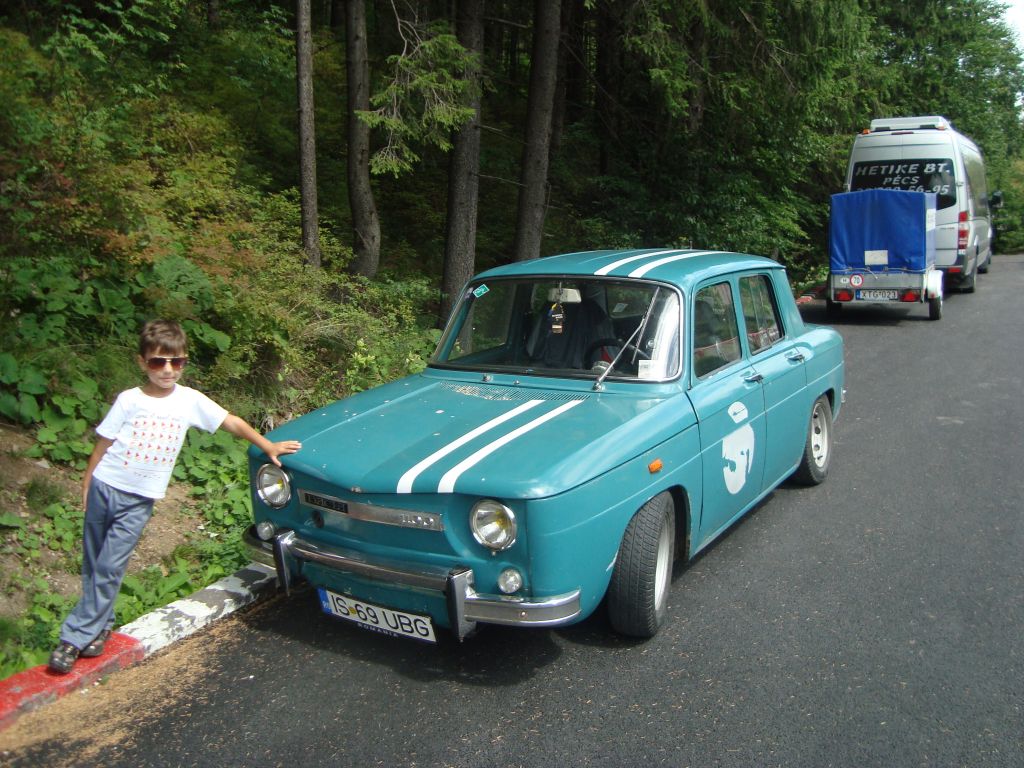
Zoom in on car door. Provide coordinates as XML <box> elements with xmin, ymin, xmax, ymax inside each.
<box><xmin>688</xmin><ymin>280</ymin><xmax>767</xmax><ymax>547</ymax></box>
<box><xmin>738</xmin><ymin>272</ymin><xmax>810</xmax><ymax>487</ymax></box>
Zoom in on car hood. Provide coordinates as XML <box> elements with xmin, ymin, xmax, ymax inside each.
<box><xmin>264</xmin><ymin>373</ymin><xmax>695</xmax><ymax>499</ymax></box>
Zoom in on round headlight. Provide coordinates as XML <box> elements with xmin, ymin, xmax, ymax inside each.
<box><xmin>256</xmin><ymin>464</ymin><xmax>291</xmax><ymax>508</ymax></box>
<box><xmin>470</xmin><ymin>500</ymin><xmax>517</xmax><ymax>551</ymax></box>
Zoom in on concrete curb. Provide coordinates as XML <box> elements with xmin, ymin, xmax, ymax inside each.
<box><xmin>0</xmin><ymin>563</ymin><xmax>277</xmax><ymax>732</ymax></box>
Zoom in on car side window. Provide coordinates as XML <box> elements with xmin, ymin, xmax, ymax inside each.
<box><xmin>739</xmin><ymin>274</ymin><xmax>783</xmax><ymax>354</ymax></box>
<box><xmin>693</xmin><ymin>282</ymin><xmax>742</xmax><ymax>378</ymax></box>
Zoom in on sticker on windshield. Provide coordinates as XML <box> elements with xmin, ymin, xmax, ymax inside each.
<box><xmin>472</xmin><ymin>285</ymin><xmax>490</xmax><ymax>298</ymax></box>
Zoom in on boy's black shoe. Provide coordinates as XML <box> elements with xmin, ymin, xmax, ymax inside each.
<box><xmin>48</xmin><ymin>642</ymin><xmax>80</xmax><ymax>674</ymax></box>
<box><xmin>81</xmin><ymin>629</ymin><xmax>112</xmax><ymax>658</ymax></box>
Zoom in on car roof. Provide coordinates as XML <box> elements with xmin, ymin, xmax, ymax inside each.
<box><xmin>473</xmin><ymin>249</ymin><xmax>783</xmax><ymax>292</ymax></box>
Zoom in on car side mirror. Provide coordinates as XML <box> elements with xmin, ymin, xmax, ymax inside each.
<box><xmin>990</xmin><ymin>189</ymin><xmax>1004</xmax><ymax>209</ymax></box>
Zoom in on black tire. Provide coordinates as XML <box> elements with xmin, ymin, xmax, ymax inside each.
<box><xmin>959</xmin><ymin>266</ymin><xmax>977</xmax><ymax>293</ymax></box>
<box><xmin>928</xmin><ymin>294</ymin><xmax>943</xmax><ymax>320</ymax></box>
<box><xmin>825</xmin><ymin>297</ymin><xmax>842</xmax><ymax>318</ymax></box>
<box><xmin>607</xmin><ymin>492</ymin><xmax>675</xmax><ymax>638</ymax></box>
<box><xmin>792</xmin><ymin>395</ymin><xmax>833</xmax><ymax>486</ymax></box>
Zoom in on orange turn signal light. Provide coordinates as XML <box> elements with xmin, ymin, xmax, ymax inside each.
<box><xmin>648</xmin><ymin>458</ymin><xmax>663</xmax><ymax>474</ymax></box>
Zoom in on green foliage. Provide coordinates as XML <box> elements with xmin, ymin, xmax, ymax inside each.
<box><xmin>360</xmin><ymin>19</ymin><xmax>478</xmax><ymax>176</ymax></box>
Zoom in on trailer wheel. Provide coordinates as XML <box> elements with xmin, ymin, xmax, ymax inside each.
<box><xmin>928</xmin><ymin>294</ymin><xmax>943</xmax><ymax>320</ymax></box>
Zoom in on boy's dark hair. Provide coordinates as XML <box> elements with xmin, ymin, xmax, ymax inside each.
<box><xmin>139</xmin><ymin>319</ymin><xmax>188</xmax><ymax>357</ymax></box>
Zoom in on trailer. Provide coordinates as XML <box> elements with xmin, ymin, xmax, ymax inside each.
<box><xmin>828</xmin><ymin>188</ymin><xmax>943</xmax><ymax>320</ymax></box>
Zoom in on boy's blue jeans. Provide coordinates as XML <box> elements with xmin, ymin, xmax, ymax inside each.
<box><xmin>60</xmin><ymin>478</ymin><xmax>154</xmax><ymax>650</ymax></box>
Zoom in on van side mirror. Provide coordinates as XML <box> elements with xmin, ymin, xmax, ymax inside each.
<box><xmin>990</xmin><ymin>190</ymin><xmax>1004</xmax><ymax>209</ymax></box>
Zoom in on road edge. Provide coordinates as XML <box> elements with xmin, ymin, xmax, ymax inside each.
<box><xmin>0</xmin><ymin>563</ymin><xmax>277</xmax><ymax>732</ymax></box>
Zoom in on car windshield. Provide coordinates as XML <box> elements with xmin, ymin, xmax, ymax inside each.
<box><xmin>431</xmin><ymin>277</ymin><xmax>681</xmax><ymax>381</ymax></box>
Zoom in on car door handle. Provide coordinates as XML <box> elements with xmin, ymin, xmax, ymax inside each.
<box><xmin>743</xmin><ymin>371</ymin><xmax>764</xmax><ymax>384</ymax></box>
<box><xmin>786</xmin><ymin>350</ymin><xmax>806</xmax><ymax>363</ymax></box>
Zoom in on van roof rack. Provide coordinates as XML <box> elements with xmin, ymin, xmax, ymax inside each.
<box><xmin>867</xmin><ymin>116</ymin><xmax>950</xmax><ymax>133</ymax></box>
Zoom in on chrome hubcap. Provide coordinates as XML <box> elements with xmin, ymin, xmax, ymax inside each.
<box><xmin>810</xmin><ymin>401</ymin><xmax>830</xmax><ymax>468</ymax></box>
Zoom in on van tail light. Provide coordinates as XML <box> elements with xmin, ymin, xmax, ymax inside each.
<box><xmin>957</xmin><ymin>211</ymin><xmax>969</xmax><ymax>251</ymax></box>
<box><xmin>834</xmin><ymin>290</ymin><xmax>853</xmax><ymax>302</ymax></box>
<box><xmin>900</xmin><ymin>290</ymin><xmax>920</xmax><ymax>302</ymax></box>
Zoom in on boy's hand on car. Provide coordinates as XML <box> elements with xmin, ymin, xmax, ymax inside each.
<box><xmin>265</xmin><ymin>440</ymin><xmax>302</xmax><ymax>466</ymax></box>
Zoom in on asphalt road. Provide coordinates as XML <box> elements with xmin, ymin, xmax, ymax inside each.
<box><xmin>4</xmin><ymin>257</ymin><xmax>1023</xmax><ymax>768</ymax></box>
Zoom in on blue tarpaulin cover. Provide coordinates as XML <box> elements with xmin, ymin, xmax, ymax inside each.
<box><xmin>829</xmin><ymin>189</ymin><xmax>936</xmax><ymax>273</ymax></box>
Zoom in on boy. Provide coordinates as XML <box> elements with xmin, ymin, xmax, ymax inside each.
<box><xmin>48</xmin><ymin>319</ymin><xmax>301</xmax><ymax>674</ymax></box>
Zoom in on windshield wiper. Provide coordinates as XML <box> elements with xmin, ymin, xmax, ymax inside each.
<box><xmin>593</xmin><ymin>287</ymin><xmax>661</xmax><ymax>391</ymax></box>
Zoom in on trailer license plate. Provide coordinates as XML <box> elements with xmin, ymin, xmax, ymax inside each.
<box><xmin>857</xmin><ymin>289</ymin><xmax>899</xmax><ymax>301</ymax></box>
<box><xmin>318</xmin><ymin>588</ymin><xmax>436</xmax><ymax>643</ymax></box>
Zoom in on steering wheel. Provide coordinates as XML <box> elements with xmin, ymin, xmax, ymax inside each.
<box><xmin>583</xmin><ymin>337</ymin><xmax>650</xmax><ymax>370</ymax></box>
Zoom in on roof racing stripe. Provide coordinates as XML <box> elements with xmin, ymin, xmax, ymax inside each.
<box><xmin>396</xmin><ymin>400</ymin><xmax>546</xmax><ymax>493</ymax></box>
<box><xmin>594</xmin><ymin>249</ymin><xmax>681</xmax><ymax>276</ymax></box>
<box><xmin>437</xmin><ymin>400</ymin><xmax>584</xmax><ymax>494</ymax></box>
<box><xmin>628</xmin><ymin>250</ymin><xmax>717</xmax><ymax>278</ymax></box>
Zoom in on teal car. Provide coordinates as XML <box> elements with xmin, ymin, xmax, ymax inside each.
<box><xmin>244</xmin><ymin>249</ymin><xmax>844</xmax><ymax>642</ymax></box>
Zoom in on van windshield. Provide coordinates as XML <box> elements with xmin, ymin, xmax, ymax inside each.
<box><xmin>850</xmin><ymin>158</ymin><xmax>956</xmax><ymax>210</ymax></box>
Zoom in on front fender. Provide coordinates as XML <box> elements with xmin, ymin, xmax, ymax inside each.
<box><xmin>524</xmin><ymin>422</ymin><xmax>702</xmax><ymax>621</ymax></box>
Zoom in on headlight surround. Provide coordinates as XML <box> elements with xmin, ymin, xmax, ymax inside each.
<box><xmin>256</xmin><ymin>464</ymin><xmax>291</xmax><ymax>508</ymax></box>
<box><xmin>469</xmin><ymin>499</ymin><xmax>517</xmax><ymax>551</ymax></box>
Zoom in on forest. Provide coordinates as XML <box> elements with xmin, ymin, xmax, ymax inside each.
<box><xmin>1</xmin><ymin>0</ymin><xmax>1023</xmax><ymax>672</ymax></box>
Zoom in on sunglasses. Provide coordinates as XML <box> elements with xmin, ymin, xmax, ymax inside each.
<box><xmin>145</xmin><ymin>356</ymin><xmax>188</xmax><ymax>371</ymax></box>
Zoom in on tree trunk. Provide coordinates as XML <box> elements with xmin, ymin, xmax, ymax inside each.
<box><xmin>441</xmin><ymin>0</ymin><xmax>485</xmax><ymax>324</ymax></box>
<box><xmin>296</xmin><ymin>0</ymin><xmax>322</xmax><ymax>267</ymax></box>
<box><xmin>595</xmin><ymin>3</ymin><xmax>617</xmax><ymax>177</ymax></box>
<box><xmin>207</xmin><ymin>0</ymin><xmax>220</xmax><ymax>30</ymax></box>
<box><xmin>345</xmin><ymin>0</ymin><xmax>381</xmax><ymax>277</ymax></box>
<box><xmin>512</xmin><ymin>0</ymin><xmax>561</xmax><ymax>262</ymax></box>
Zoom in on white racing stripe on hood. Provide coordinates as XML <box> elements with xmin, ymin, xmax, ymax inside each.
<box><xmin>437</xmin><ymin>399</ymin><xmax>584</xmax><ymax>494</ymax></box>
<box><xmin>628</xmin><ymin>250</ymin><xmax>715</xmax><ymax>278</ymax></box>
<box><xmin>396</xmin><ymin>399</ymin><xmax>545</xmax><ymax>493</ymax></box>
<box><xmin>594</xmin><ymin>249</ymin><xmax>681</xmax><ymax>275</ymax></box>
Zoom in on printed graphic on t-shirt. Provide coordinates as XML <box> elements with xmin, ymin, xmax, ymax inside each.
<box><xmin>124</xmin><ymin>413</ymin><xmax>186</xmax><ymax>474</ymax></box>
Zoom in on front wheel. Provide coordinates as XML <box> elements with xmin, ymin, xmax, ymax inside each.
<box><xmin>607</xmin><ymin>492</ymin><xmax>675</xmax><ymax>638</ymax></box>
<box><xmin>792</xmin><ymin>395</ymin><xmax>833</xmax><ymax>486</ymax></box>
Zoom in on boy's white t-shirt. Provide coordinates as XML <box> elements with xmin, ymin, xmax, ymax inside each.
<box><xmin>92</xmin><ymin>385</ymin><xmax>229</xmax><ymax>499</ymax></box>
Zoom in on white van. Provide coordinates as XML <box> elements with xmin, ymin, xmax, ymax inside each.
<box><xmin>844</xmin><ymin>116</ymin><xmax>999</xmax><ymax>291</ymax></box>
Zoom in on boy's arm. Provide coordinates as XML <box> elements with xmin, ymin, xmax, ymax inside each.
<box><xmin>82</xmin><ymin>436</ymin><xmax>114</xmax><ymax>509</ymax></box>
<box><xmin>219</xmin><ymin>414</ymin><xmax>302</xmax><ymax>467</ymax></box>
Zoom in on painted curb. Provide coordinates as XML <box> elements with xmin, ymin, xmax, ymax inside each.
<box><xmin>0</xmin><ymin>563</ymin><xmax>277</xmax><ymax>732</ymax></box>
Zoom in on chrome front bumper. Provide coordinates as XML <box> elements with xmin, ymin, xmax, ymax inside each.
<box><xmin>243</xmin><ymin>526</ymin><xmax>581</xmax><ymax>641</ymax></box>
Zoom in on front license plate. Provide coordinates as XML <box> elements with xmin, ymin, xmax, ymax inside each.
<box><xmin>857</xmin><ymin>289</ymin><xmax>899</xmax><ymax>301</ymax></box>
<box><xmin>318</xmin><ymin>588</ymin><xmax>436</xmax><ymax>643</ymax></box>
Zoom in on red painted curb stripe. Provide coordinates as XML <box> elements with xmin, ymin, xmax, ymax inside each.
<box><xmin>0</xmin><ymin>632</ymin><xmax>144</xmax><ymax>732</ymax></box>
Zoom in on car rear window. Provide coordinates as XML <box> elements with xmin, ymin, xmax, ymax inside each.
<box><xmin>850</xmin><ymin>158</ymin><xmax>956</xmax><ymax>210</ymax></box>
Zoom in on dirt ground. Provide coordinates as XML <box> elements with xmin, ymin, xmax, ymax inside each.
<box><xmin>0</xmin><ymin>423</ymin><xmax>199</xmax><ymax>623</ymax></box>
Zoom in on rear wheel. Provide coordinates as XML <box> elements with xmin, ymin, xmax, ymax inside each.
<box><xmin>792</xmin><ymin>395</ymin><xmax>833</xmax><ymax>485</ymax></box>
<box><xmin>608</xmin><ymin>492</ymin><xmax>675</xmax><ymax>638</ymax></box>
<box><xmin>928</xmin><ymin>294</ymin><xmax>943</xmax><ymax>320</ymax></box>
<box><xmin>959</xmin><ymin>265</ymin><xmax>977</xmax><ymax>293</ymax></box>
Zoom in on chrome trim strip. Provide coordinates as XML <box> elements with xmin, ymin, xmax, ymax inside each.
<box><xmin>396</xmin><ymin>399</ymin><xmax>545</xmax><ymax>494</ymax></box>
<box><xmin>299</xmin><ymin>489</ymin><xmax>444</xmax><ymax>532</ymax></box>
<box><xmin>242</xmin><ymin>526</ymin><xmax>582</xmax><ymax>640</ymax></box>
<box><xmin>437</xmin><ymin>399</ymin><xmax>584</xmax><ymax>493</ymax></box>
